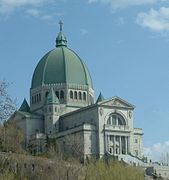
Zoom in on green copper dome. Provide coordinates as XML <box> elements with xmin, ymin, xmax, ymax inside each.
<box><xmin>31</xmin><ymin>24</ymin><xmax>93</xmax><ymax>89</ymax></box>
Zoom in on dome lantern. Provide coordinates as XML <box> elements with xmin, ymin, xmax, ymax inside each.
<box><xmin>56</xmin><ymin>20</ymin><xmax>67</xmax><ymax>47</ymax></box>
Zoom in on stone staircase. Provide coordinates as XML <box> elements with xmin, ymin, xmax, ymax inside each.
<box><xmin>105</xmin><ymin>153</ymin><xmax>169</xmax><ymax>179</ymax></box>
<box><xmin>118</xmin><ymin>154</ymin><xmax>149</xmax><ymax>168</ymax></box>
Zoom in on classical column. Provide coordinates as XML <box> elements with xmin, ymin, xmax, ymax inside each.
<box><xmin>107</xmin><ymin>135</ymin><xmax>109</xmax><ymax>152</ymax></box>
<box><xmin>119</xmin><ymin>136</ymin><xmax>122</xmax><ymax>154</ymax></box>
<box><xmin>125</xmin><ymin>137</ymin><xmax>128</xmax><ymax>154</ymax></box>
<box><xmin>105</xmin><ymin>134</ymin><xmax>107</xmax><ymax>152</ymax></box>
<box><xmin>113</xmin><ymin>135</ymin><xmax>116</xmax><ymax>155</ymax></box>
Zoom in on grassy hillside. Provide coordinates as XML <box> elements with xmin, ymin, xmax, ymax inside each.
<box><xmin>0</xmin><ymin>153</ymin><xmax>144</xmax><ymax>180</ymax></box>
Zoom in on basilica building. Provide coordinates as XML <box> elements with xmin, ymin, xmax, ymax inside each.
<box><xmin>10</xmin><ymin>22</ymin><xmax>143</xmax><ymax>161</ymax></box>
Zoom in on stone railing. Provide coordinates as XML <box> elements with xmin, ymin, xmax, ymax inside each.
<box><xmin>134</xmin><ymin>128</ymin><xmax>143</xmax><ymax>135</ymax></box>
<box><xmin>104</xmin><ymin>124</ymin><xmax>130</xmax><ymax>132</ymax></box>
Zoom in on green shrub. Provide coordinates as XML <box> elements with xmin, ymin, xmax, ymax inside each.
<box><xmin>83</xmin><ymin>160</ymin><xmax>144</xmax><ymax>180</ymax></box>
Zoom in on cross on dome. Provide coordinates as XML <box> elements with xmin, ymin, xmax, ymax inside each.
<box><xmin>59</xmin><ymin>20</ymin><xmax>63</xmax><ymax>32</ymax></box>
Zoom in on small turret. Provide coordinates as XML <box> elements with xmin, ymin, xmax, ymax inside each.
<box><xmin>46</xmin><ymin>88</ymin><xmax>60</xmax><ymax>105</ymax></box>
<box><xmin>19</xmin><ymin>98</ymin><xmax>30</xmax><ymax>112</ymax></box>
<box><xmin>96</xmin><ymin>92</ymin><xmax>104</xmax><ymax>103</ymax></box>
<box><xmin>44</xmin><ymin>88</ymin><xmax>60</xmax><ymax>135</ymax></box>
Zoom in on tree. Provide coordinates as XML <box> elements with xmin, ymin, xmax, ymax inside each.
<box><xmin>84</xmin><ymin>160</ymin><xmax>144</xmax><ymax>180</ymax></box>
<box><xmin>0</xmin><ymin>121</ymin><xmax>25</xmax><ymax>153</ymax></box>
<box><xmin>63</xmin><ymin>133</ymin><xmax>84</xmax><ymax>162</ymax></box>
<box><xmin>45</xmin><ymin>137</ymin><xmax>59</xmax><ymax>158</ymax></box>
<box><xmin>0</xmin><ymin>80</ymin><xmax>16</xmax><ymax>123</ymax></box>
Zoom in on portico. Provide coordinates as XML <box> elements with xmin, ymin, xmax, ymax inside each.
<box><xmin>106</xmin><ymin>134</ymin><xmax>129</xmax><ymax>155</ymax></box>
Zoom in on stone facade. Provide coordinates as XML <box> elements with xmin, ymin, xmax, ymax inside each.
<box><xmin>10</xmin><ymin>94</ymin><xmax>143</xmax><ymax>160</ymax></box>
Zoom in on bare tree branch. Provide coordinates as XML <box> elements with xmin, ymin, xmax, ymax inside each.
<box><xmin>0</xmin><ymin>80</ymin><xmax>17</xmax><ymax>123</ymax></box>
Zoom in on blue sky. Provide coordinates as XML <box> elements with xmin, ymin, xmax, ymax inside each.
<box><xmin>1</xmin><ymin>0</ymin><xmax>169</xmax><ymax>160</ymax></box>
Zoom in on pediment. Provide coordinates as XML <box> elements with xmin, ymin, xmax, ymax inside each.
<box><xmin>99</xmin><ymin>96</ymin><xmax>135</xmax><ymax>109</ymax></box>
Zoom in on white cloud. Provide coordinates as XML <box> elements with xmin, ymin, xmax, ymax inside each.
<box><xmin>0</xmin><ymin>0</ymin><xmax>51</xmax><ymax>15</ymax></box>
<box><xmin>41</xmin><ymin>15</ymin><xmax>52</xmax><ymax>21</ymax></box>
<box><xmin>26</xmin><ymin>9</ymin><xmax>40</xmax><ymax>17</ymax></box>
<box><xmin>26</xmin><ymin>8</ymin><xmax>56</xmax><ymax>22</ymax></box>
<box><xmin>0</xmin><ymin>0</ymin><xmax>65</xmax><ymax>22</ymax></box>
<box><xmin>137</xmin><ymin>7</ymin><xmax>169</xmax><ymax>33</ymax></box>
<box><xmin>0</xmin><ymin>0</ymin><xmax>45</xmax><ymax>7</ymax></box>
<box><xmin>144</xmin><ymin>140</ymin><xmax>169</xmax><ymax>162</ymax></box>
<box><xmin>0</xmin><ymin>0</ymin><xmax>54</xmax><ymax>15</ymax></box>
<box><xmin>88</xmin><ymin>0</ymin><xmax>158</xmax><ymax>9</ymax></box>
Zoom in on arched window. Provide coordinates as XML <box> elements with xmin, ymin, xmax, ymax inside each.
<box><xmin>112</xmin><ymin>115</ymin><xmax>116</xmax><ymax>125</ymax></box>
<box><xmin>45</xmin><ymin>91</ymin><xmax>49</xmax><ymax>97</ymax></box>
<box><xmin>107</xmin><ymin>115</ymin><xmax>116</xmax><ymax>125</ymax></box>
<box><xmin>36</xmin><ymin>94</ymin><xmax>39</xmax><ymax>102</ymax></box>
<box><xmin>39</xmin><ymin>94</ymin><xmax>41</xmax><ymax>102</ymax></box>
<box><xmin>83</xmin><ymin>92</ymin><xmax>86</xmax><ymax>101</ymax></box>
<box><xmin>35</xmin><ymin>95</ymin><xmax>37</xmax><ymax>104</ymax></box>
<box><xmin>118</xmin><ymin>117</ymin><xmax>123</xmax><ymax>125</ymax></box>
<box><xmin>32</xmin><ymin>96</ymin><xmax>34</xmax><ymax>104</ymax></box>
<box><xmin>107</xmin><ymin>118</ymin><xmax>111</xmax><ymax>125</ymax></box>
<box><xmin>55</xmin><ymin>91</ymin><xmax>59</xmax><ymax>98</ymax></box>
<box><xmin>70</xmin><ymin>91</ymin><xmax>73</xmax><ymax>99</ymax></box>
<box><xmin>33</xmin><ymin>96</ymin><xmax>35</xmax><ymax>104</ymax></box>
<box><xmin>107</xmin><ymin>114</ymin><xmax>126</xmax><ymax>126</ymax></box>
<box><xmin>79</xmin><ymin>92</ymin><xmax>82</xmax><ymax>100</ymax></box>
<box><xmin>74</xmin><ymin>91</ymin><xmax>77</xmax><ymax>99</ymax></box>
<box><xmin>49</xmin><ymin>107</ymin><xmax>52</xmax><ymax>112</ymax></box>
<box><xmin>60</xmin><ymin>90</ymin><xmax>64</xmax><ymax>99</ymax></box>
